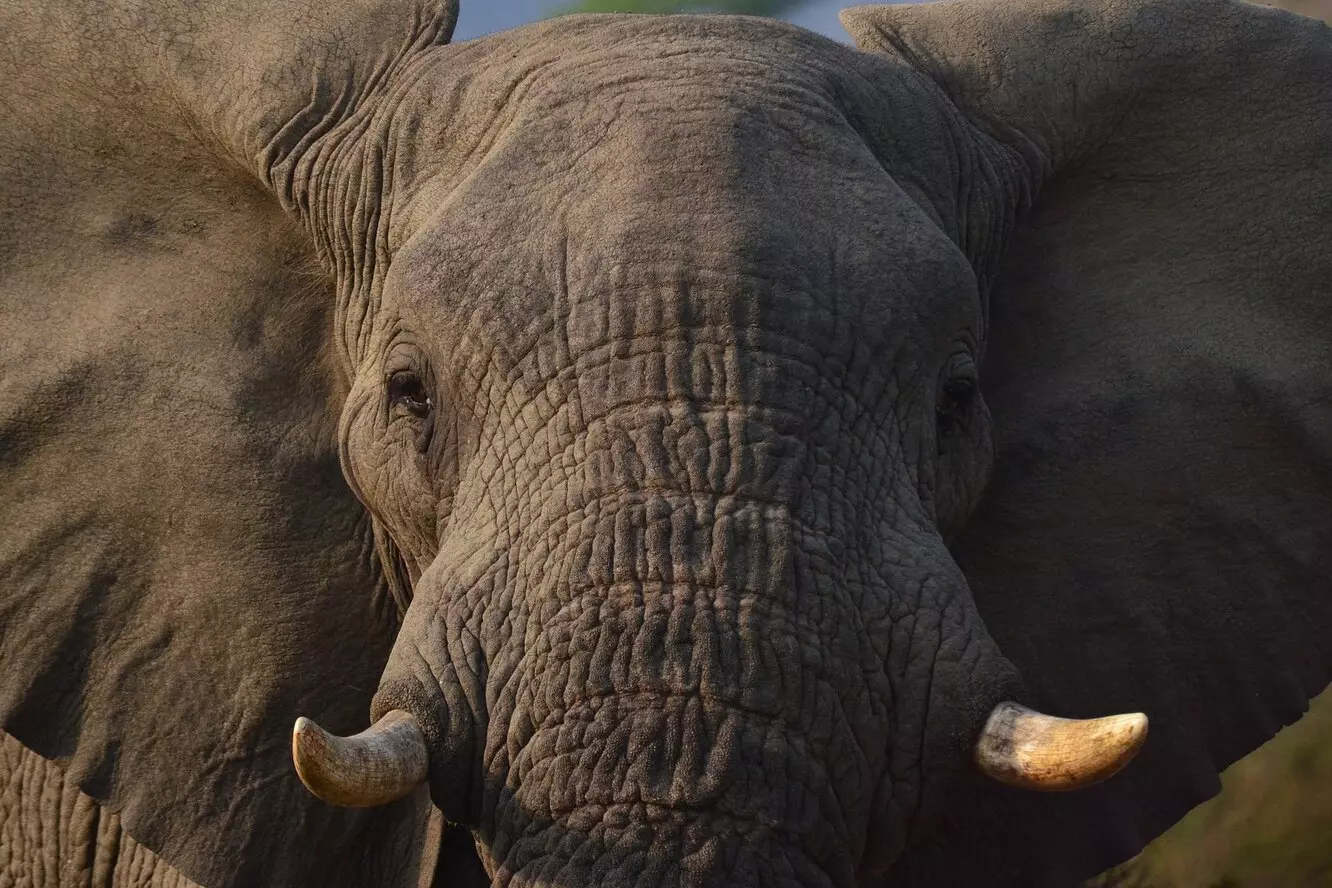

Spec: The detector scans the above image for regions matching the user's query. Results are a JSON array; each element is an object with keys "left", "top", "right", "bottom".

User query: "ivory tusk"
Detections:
[
  {"left": 975, "top": 701, "right": 1148, "bottom": 791},
  {"left": 292, "top": 709, "right": 428, "bottom": 807}
]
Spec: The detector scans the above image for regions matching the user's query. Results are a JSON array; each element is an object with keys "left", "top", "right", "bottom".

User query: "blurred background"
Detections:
[
  {"left": 451, "top": 0, "right": 849, "bottom": 41},
  {"left": 453, "top": 2, "right": 1332, "bottom": 885}
]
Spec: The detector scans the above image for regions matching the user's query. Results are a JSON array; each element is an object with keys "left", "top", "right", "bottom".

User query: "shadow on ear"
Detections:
[{"left": 844, "top": 0, "right": 1332, "bottom": 883}]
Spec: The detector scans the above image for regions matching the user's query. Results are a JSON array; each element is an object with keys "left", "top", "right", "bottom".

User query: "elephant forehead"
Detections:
[
  {"left": 389, "top": 195, "right": 975, "bottom": 424},
  {"left": 380, "top": 10, "right": 974, "bottom": 255},
  {"left": 378, "top": 13, "right": 980, "bottom": 401},
  {"left": 387, "top": 12, "right": 887, "bottom": 181}
]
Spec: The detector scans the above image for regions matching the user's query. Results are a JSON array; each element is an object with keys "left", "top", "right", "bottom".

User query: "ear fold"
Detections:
[
  {"left": 845, "top": 1, "right": 1332, "bottom": 883},
  {"left": 1, "top": 1, "right": 457, "bottom": 885}
]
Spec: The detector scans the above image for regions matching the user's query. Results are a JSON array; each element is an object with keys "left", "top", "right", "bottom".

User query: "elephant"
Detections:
[{"left": 1, "top": 0, "right": 1330, "bottom": 884}]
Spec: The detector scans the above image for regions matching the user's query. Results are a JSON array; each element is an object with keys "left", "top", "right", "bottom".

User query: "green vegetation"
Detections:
[{"left": 1091, "top": 687, "right": 1332, "bottom": 888}]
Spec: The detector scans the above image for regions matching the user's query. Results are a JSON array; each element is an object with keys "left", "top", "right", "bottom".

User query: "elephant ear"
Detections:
[
  {"left": 0, "top": 1, "right": 456, "bottom": 885},
  {"left": 844, "top": 0, "right": 1332, "bottom": 884}
]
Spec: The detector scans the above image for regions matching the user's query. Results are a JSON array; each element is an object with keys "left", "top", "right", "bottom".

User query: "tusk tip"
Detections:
[
  {"left": 291, "top": 716, "right": 327, "bottom": 749},
  {"left": 1107, "top": 711, "right": 1149, "bottom": 742},
  {"left": 291, "top": 716, "right": 341, "bottom": 804},
  {"left": 292, "top": 716, "right": 312, "bottom": 741},
  {"left": 976, "top": 702, "right": 1149, "bottom": 792}
]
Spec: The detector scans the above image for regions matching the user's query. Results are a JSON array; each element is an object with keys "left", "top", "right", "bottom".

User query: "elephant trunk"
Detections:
[
  {"left": 467, "top": 496, "right": 873, "bottom": 886},
  {"left": 291, "top": 488, "right": 1150, "bottom": 880}
]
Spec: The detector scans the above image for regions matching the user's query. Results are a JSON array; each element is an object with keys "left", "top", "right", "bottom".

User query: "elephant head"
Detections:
[{"left": 1, "top": 0, "right": 1328, "bottom": 886}]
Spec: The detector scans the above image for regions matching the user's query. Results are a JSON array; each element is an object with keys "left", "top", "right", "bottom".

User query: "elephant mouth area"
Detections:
[
  {"left": 481, "top": 795, "right": 857, "bottom": 888},
  {"left": 483, "top": 680, "right": 875, "bottom": 875}
]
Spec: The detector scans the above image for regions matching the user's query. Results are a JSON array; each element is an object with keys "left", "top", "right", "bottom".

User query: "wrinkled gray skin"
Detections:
[{"left": 1, "top": 0, "right": 1330, "bottom": 886}]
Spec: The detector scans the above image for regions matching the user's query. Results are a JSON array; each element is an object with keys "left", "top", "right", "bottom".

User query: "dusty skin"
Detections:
[{"left": 1, "top": 0, "right": 1330, "bottom": 886}]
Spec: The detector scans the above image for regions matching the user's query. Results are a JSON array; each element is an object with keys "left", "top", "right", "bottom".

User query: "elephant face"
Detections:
[
  {"left": 2, "top": 1, "right": 1330, "bottom": 887},
  {"left": 331, "top": 21, "right": 1018, "bottom": 881}
]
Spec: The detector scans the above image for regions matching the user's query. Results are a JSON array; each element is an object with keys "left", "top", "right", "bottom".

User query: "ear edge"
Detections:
[{"left": 839, "top": 3, "right": 918, "bottom": 53}]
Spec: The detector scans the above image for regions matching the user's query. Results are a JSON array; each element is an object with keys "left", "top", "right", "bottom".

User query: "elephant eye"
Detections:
[
  {"left": 388, "top": 371, "right": 432, "bottom": 419},
  {"left": 936, "top": 377, "right": 976, "bottom": 433}
]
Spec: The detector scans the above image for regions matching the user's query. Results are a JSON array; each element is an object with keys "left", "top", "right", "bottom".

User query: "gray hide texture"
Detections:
[
  {"left": 1, "top": 0, "right": 1329, "bottom": 886},
  {"left": 0, "top": 732, "right": 201, "bottom": 887},
  {"left": 843, "top": 2, "right": 1332, "bottom": 882},
  {"left": 0, "top": 0, "right": 457, "bottom": 885}
]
